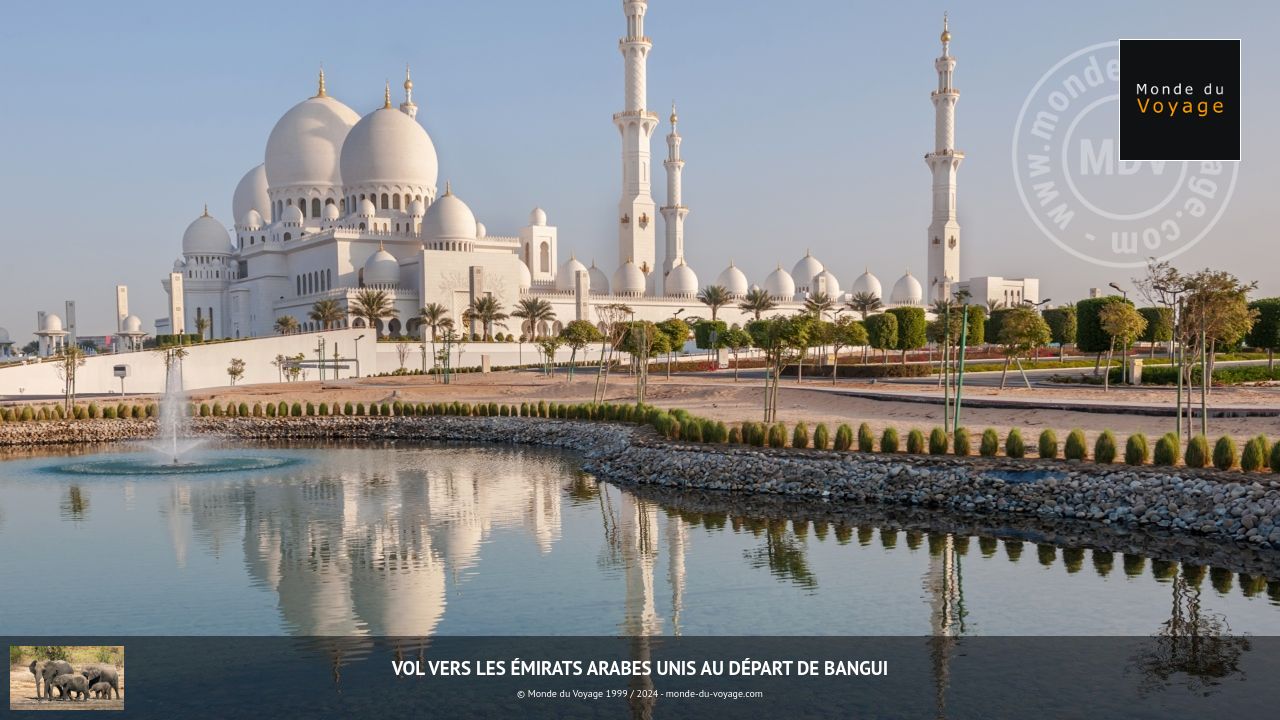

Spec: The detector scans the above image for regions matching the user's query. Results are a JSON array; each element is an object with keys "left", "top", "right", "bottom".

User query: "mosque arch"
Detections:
[
  {"left": 283, "top": 232, "right": 292, "bottom": 242},
  {"left": 539, "top": 242, "right": 550, "bottom": 273},
  {"left": 311, "top": 198, "right": 321, "bottom": 217},
  {"left": 388, "top": 318, "right": 402, "bottom": 336},
  {"left": 352, "top": 318, "right": 366, "bottom": 328},
  {"left": 380, "top": 193, "right": 389, "bottom": 209},
  {"left": 392, "top": 194, "right": 401, "bottom": 210}
]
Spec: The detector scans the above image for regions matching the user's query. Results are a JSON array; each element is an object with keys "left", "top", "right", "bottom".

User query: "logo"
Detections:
[{"left": 1012, "top": 41, "right": 1238, "bottom": 268}]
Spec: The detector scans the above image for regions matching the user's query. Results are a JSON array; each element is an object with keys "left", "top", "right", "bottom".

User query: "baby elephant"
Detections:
[
  {"left": 81, "top": 665, "right": 121, "bottom": 700},
  {"left": 52, "top": 673, "right": 89, "bottom": 701},
  {"left": 90, "top": 682, "right": 112, "bottom": 699}
]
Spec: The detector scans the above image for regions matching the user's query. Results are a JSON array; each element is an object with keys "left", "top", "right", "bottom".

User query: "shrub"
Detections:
[
  {"left": 213, "top": 402, "right": 225, "bottom": 417},
  {"left": 134, "top": 405, "right": 146, "bottom": 419},
  {"left": 278, "top": 401, "right": 289, "bottom": 417},
  {"left": 1005, "top": 429, "right": 1025, "bottom": 458},
  {"left": 239, "top": 402, "right": 250, "bottom": 417},
  {"left": 88, "top": 402, "right": 100, "bottom": 419},
  {"left": 1252, "top": 435, "right": 1271, "bottom": 468},
  {"left": 117, "top": 403, "right": 128, "bottom": 418},
  {"left": 1213, "top": 436, "right": 1237, "bottom": 471},
  {"left": 266, "top": 402, "right": 277, "bottom": 417},
  {"left": 148, "top": 403, "right": 159, "bottom": 418},
  {"left": 253, "top": 402, "right": 263, "bottom": 417},
  {"left": 288, "top": 402, "right": 300, "bottom": 417},
  {"left": 355, "top": 402, "right": 366, "bottom": 416},
  {"left": 857, "top": 423, "right": 875, "bottom": 453},
  {"left": 953, "top": 427, "right": 971, "bottom": 456},
  {"left": 1185, "top": 435, "right": 1209, "bottom": 468},
  {"left": 812, "top": 423, "right": 830, "bottom": 450},
  {"left": 345, "top": 401, "right": 355, "bottom": 415},
  {"left": 538, "top": 400, "right": 548, "bottom": 418},
  {"left": 1153, "top": 433, "right": 1179, "bottom": 466},
  {"left": 792, "top": 422, "right": 809, "bottom": 449},
  {"left": 979, "top": 428, "right": 999, "bottom": 457},
  {"left": 1065, "top": 429, "right": 1088, "bottom": 460},
  {"left": 686, "top": 422, "right": 703, "bottom": 443},
  {"left": 928, "top": 428, "right": 948, "bottom": 455},
  {"left": 1038, "top": 429, "right": 1058, "bottom": 459},
  {"left": 304, "top": 402, "right": 315, "bottom": 416},
  {"left": 880, "top": 427, "right": 899, "bottom": 453},
  {"left": 834, "top": 424, "right": 853, "bottom": 451},
  {"left": 749, "top": 422, "right": 766, "bottom": 447},
  {"left": 1094, "top": 431, "right": 1117, "bottom": 464},
  {"left": 768, "top": 423, "right": 788, "bottom": 448},
  {"left": 102, "top": 406, "right": 116, "bottom": 420},
  {"left": 905, "top": 428, "right": 924, "bottom": 454},
  {"left": 728, "top": 426, "right": 742, "bottom": 444},
  {"left": 200, "top": 403, "right": 211, "bottom": 417},
  {"left": 318, "top": 402, "right": 329, "bottom": 416},
  {"left": 711, "top": 421, "right": 729, "bottom": 443},
  {"left": 1241, "top": 436, "right": 1266, "bottom": 472},
  {"left": 1125, "top": 433, "right": 1149, "bottom": 466},
  {"left": 1271, "top": 441, "right": 1280, "bottom": 473},
  {"left": 226, "top": 403, "right": 238, "bottom": 418}
]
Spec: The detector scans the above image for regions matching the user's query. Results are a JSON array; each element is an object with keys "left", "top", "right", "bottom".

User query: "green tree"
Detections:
[
  {"left": 738, "top": 287, "right": 776, "bottom": 320},
  {"left": 54, "top": 345, "right": 87, "bottom": 413},
  {"left": 864, "top": 313, "right": 898, "bottom": 364},
  {"left": 226, "top": 357, "right": 245, "bottom": 386},
  {"left": 1137, "top": 307, "right": 1174, "bottom": 358},
  {"left": 697, "top": 285, "right": 731, "bottom": 322},
  {"left": 273, "top": 315, "right": 299, "bottom": 335},
  {"left": 1246, "top": 298, "right": 1280, "bottom": 371},
  {"left": 997, "top": 306, "right": 1052, "bottom": 389},
  {"left": 308, "top": 299, "right": 343, "bottom": 330},
  {"left": 887, "top": 307, "right": 927, "bottom": 364},
  {"left": 1099, "top": 302, "right": 1148, "bottom": 392},
  {"left": 463, "top": 295, "right": 509, "bottom": 341},
  {"left": 720, "top": 325, "right": 753, "bottom": 381},
  {"left": 1042, "top": 304, "right": 1076, "bottom": 360},
  {"left": 656, "top": 317, "right": 690, "bottom": 379},
  {"left": 828, "top": 316, "right": 868, "bottom": 383},
  {"left": 693, "top": 319, "right": 729, "bottom": 350},
  {"left": 1076, "top": 296, "right": 1129, "bottom": 368},
  {"left": 747, "top": 315, "right": 809, "bottom": 421},
  {"left": 352, "top": 288, "right": 398, "bottom": 336},
  {"left": 194, "top": 315, "right": 212, "bottom": 341}
]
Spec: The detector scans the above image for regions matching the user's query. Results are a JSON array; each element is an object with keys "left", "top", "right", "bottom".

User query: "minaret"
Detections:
[
  {"left": 660, "top": 101, "right": 688, "bottom": 291},
  {"left": 400, "top": 64, "right": 418, "bottom": 119},
  {"left": 614, "top": 0, "right": 658, "bottom": 291},
  {"left": 926, "top": 13, "right": 963, "bottom": 303}
]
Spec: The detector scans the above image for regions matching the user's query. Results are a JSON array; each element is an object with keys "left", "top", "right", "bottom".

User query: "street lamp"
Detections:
[
  {"left": 1153, "top": 280, "right": 1190, "bottom": 440},
  {"left": 1108, "top": 282, "right": 1127, "bottom": 300},
  {"left": 354, "top": 334, "right": 365, "bottom": 378},
  {"left": 1022, "top": 298, "right": 1051, "bottom": 309}
]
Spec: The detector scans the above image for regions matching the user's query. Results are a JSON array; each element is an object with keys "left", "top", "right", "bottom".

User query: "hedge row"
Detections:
[{"left": 0, "top": 402, "right": 160, "bottom": 421}]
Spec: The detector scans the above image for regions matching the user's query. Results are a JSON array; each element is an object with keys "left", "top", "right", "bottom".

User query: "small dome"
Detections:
[
  {"left": 791, "top": 250, "right": 825, "bottom": 291},
  {"left": 890, "top": 270, "right": 923, "bottom": 305},
  {"left": 557, "top": 255, "right": 588, "bottom": 292},
  {"left": 408, "top": 199, "right": 426, "bottom": 217},
  {"left": 172, "top": 257, "right": 187, "bottom": 270},
  {"left": 363, "top": 246, "right": 400, "bottom": 286},
  {"left": 715, "top": 262, "right": 749, "bottom": 297},
  {"left": 475, "top": 221, "right": 487, "bottom": 238},
  {"left": 814, "top": 269, "right": 841, "bottom": 297},
  {"left": 264, "top": 94, "right": 360, "bottom": 190},
  {"left": 422, "top": 190, "right": 477, "bottom": 242},
  {"left": 123, "top": 315, "right": 143, "bottom": 333},
  {"left": 850, "top": 268, "right": 882, "bottom": 299},
  {"left": 588, "top": 262, "right": 610, "bottom": 295},
  {"left": 612, "top": 260, "right": 646, "bottom": 296},
  {"left": 530, "top": 207, "right": 547, "bottom": 226},
  {"left": 322, "top": 203, "right": 340, "bottom": 221},
  {"left": 233, "top": 164, "right": 271, "bottom": 225},
  {"left": 763, "top": 265, "right": 796, "bottom": 300},
  {"left": 516, "top": 258, "right": 533, "bottom": 289},
  {"left": 339, "top": 105, "right": 438, "bottom": 194},
  {"left": 665, "top": 262, "right": 699, "bottom": 298},
  {"left": 182, "top": 211, "right": 232, "bottom": 255},
  {"left": 357, "top": 197, "right": 376, "bottom": 217},
  {"left": 240, "top": 209, "right": 264, "bottom": 230},
  {"left": 281, "top": 204, "right": 304, "bottom": 225},
  {"left": 40, "top": 314, "right": 64, "bottom": 333}
]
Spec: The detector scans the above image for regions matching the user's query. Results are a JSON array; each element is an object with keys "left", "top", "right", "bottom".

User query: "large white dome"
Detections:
[
  {"left": 814, "top": 269, "right": 841, "bottom": 297},
  {"left": 339, "top": 106, "right": 438, "bottom": 195},
  {"left": 890, "top": 271, "right": 923, "bottom": 305},
  {"left": 422, "top": 190, "right": 477, "bottom": 242},
  {"left": 233, "top": 164, "right": 271, "bottom": 225},
  {"left": 665, "top": 262, "right": 699, "bottom": 298},
  {"left": 763, "top": 265, "right": 796, "bottom": 300},
  {"left": 850, "top": 268, "right": 882, "bottom": 298},
  {"left": 557, "top": 256, "right": 588, "bottom": 292},
  {"left": 264, "top": 94, "right": 360, "bottom": 191},
  {"left": 791, "top": 251, "right": 825, "bottom": 291},
  {"left": 588, "top": 262, "right": 610, "bottom": 295},
  {"left": 612, "top": 260, "right": 646, "bottom": 296},
  {"left": 715, "top": 262, "right": 749, "bottom": 297},
  {"left": 182, "top": 211, "right": 232, "bottom": 255},
  {"left": 363, "top": 246, "right": 400, "bottom": 286}
]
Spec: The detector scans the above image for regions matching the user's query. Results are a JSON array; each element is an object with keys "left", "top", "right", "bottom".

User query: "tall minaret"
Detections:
[
  {"left": 615, "top": 0, "right": 659, "bottom": 290},
  {"left": 400, "top": 64, "right": 418, "bottom": 119},
  {"left": 926, "top": 13, "right": 963, "bottom": 303},
  {"left": 660, "top": 101, "right": 688, "bottom": 291}
]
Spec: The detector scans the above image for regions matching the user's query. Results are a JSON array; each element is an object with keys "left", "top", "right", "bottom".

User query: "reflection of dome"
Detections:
[
  {"left": 123, "top": 315, "right": 143, "bottom": 333},
  {"left": 557, "top": 256, "right": 588, "bottom": 292},
  {"left": 339, "top": 105, "right": 438, "bottom": 194},
  {"left": 588, "top": 262, "right": 610, "bottom": 295},
  {"left": 716, "top": 262, "right": 749, "bottom": 297},
  {"left": 363, "top": 247, "right": 399, "bottom": 286},
  {"left": 516, "top": 259, "right": 533, "bottom": 289},
  {"left": 233, "top": 164, "right": 271, "bottom": 224},
  {"left": 890, "top": 271, "right": 923, "bottom": 305},
  {"left": 530, "top": 207, "right": 547, "bottom": 226},
  {"left": 281, "top": 205, "right": 304, "bottom": 225},
  {"left": 183, "top": 211, "right": 232, "bottom": 255},
  {"left": 422, "top": 190, "right": 477, "bottom": 242},
  {"left": 264, "top": 94, "right": 360, "bottom": 190},
  {"left": 814, "top": 269, "right": 841, "bottom": 297},
  {"left": 850, "top": 268, "right": 882, "bottom": 299},
  {"left": 612, "top": 260, "right": 646, "bottom": 296},
  {"left": 791, "top": 250, "right": 824, "bottom": 291},
  {"left": 665, "top": 262, "right": 698, "bottom": 298},
  {"left": 763, "top": 265, "right": 796, "bottom": 300},
  {"left": 41, "top": 314, "right": 64, "bottom": 333}
]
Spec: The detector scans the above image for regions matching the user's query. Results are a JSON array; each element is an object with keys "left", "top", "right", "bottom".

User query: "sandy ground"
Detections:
[
  {"left": 162, "top": 368, "right": 1280, "bottom": 444},
  {"left": 8, "top": 667, "right": 124, "bottom": 711}
]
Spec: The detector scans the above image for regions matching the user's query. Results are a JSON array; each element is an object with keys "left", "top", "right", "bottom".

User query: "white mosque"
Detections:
[{"left": 155, "top": 4, "right": 1037, "bottom": 342}]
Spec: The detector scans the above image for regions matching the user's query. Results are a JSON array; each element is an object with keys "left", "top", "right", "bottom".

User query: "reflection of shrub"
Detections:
[
  {"left": 1005, "top": 429, "right": 1025, "bottom": 458},
  {"left": 953, "top": 427, "right": 971, "bottom": 456},
  {"left": 1153, "top": 433, "right": 1179, "bottom": 466},
  {"left": 929, "top": 428, "right": 948, "bottom": 455},
  {"left": 1038, "top": 429, "right": 1058, "bottom": 459},
  {"left": 1185, "top": 435, "right": 1209, "bottom": 468},
  {"left": 1125, "top": 433, "right": 1148, "bottom": 466},
  {"left": 1213, "top": 436, "right": 1237, "bottom": 471},
  {"left": 979, "top": 428, "right": 999, "bottom": 457},
  {"left": 906, "top": 429, "right": 925, "bottom": 454},
  {"left": 834, "top": 424, "right": 853, "bottom": 451},
  {"left": 1094, "top": 431, "right": 1117, "bottom": 464},
  {"left": 880, "top": 427, "right": 899, "bottom": 453}
]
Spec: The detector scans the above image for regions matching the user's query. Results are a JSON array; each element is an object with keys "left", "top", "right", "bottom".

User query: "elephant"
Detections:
[
  {"left": 52, "top": 673, "right": 89, "bottom": 701},
  {"left": 90, "top": 682, "right": 112, "bottom": 699},
  {"left": 81, "top": 665, "right": 121, "bottom": 700},
  {"left": 30, "top": 660, "right": 73, "bottom": 701}
]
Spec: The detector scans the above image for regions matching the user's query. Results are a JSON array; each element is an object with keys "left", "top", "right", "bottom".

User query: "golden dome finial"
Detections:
[
  {"left": 404, "top": 64, "right": 413, "bottom": 92},
  {"left": 383, "top": 80, "right": 392, "bottom": 109},
  {"left": 670, "top": 100, "right": 678, "bottom": 125},
  {"left": 941, "top": 12, "right": 951, "bottom": 44},
  {"left": 202, "top": 203, "right": 209, "bottom": 217},
  {"left": 316, "top": 64, "right": 327, "bottom": 98}
]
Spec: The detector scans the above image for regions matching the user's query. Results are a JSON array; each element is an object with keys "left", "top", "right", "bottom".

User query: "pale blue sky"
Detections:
[{"left": 0, "top": 0, "right": 1274, "bottom": 339}]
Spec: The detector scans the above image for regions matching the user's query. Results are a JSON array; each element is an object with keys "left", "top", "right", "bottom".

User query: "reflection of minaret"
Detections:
[
  {"left": 925, "top": 13, "right": 963, "bottom": 303},
  {"left": 666, "top": 511, "right": 687, "bottom": 636},
  {"left": 163, "top": 485, "right": 192, "bottom": 568},
  {"left": 925, "top": 533, "right": 964, "bottom": 719},
  {"left": 620, "top": 493, "right": 661, "bottom": 636}
]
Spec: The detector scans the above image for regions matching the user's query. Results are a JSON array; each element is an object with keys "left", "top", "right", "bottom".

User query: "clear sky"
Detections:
[{"left": 0, "top": 0, "right": 1274, "bottom": 341}]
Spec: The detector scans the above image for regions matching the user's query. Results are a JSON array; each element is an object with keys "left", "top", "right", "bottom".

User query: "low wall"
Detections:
[{"left": 2, "top": 416, "right": 1276, "bottom": 552}]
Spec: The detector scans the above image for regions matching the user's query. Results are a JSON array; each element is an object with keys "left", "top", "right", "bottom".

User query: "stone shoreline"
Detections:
[{"left": 4, "top": 416, "right": 1279, "bottom": 555}]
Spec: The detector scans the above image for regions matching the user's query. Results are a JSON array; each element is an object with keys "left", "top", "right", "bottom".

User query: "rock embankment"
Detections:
[{"left": 3, "top": 416, "right": 1277, "bottom": 550}]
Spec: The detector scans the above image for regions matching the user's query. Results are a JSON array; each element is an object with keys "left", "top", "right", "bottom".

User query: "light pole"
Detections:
[
  {"left": 1108, "top": 283, "right": 1131, "bottom": 383},
  {"left": 353, "top": 334, "right": 365, "bottom": 378},
  {"left": 1153, "top": 280, "right": 1188, "bottom": 441},
  {"left": 316, "top": 337, "right": 326, "bottom": 382}
]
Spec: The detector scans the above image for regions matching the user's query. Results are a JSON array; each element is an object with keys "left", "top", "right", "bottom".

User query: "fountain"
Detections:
[{"left": 151, "top": 347, "right": 203, "bottom": 465}]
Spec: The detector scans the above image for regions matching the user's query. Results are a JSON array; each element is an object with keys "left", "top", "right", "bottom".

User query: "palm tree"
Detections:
[
  {"left": 804, "top": 292, "right": 835, "bottom": 321},
  {"left": 846, "top": 291, "right": 882, "bottom": 320},
  {"left": 273, "top": 315, "right": 299, "bottom": 335},
  {"left": 352, "top": 289, "right": 397, "bottom": 336},
  {"left": 986, "top": 298, "right": 1005, "bottom": 312},
  {"left": 194, "top": 316, "right": 211, "bottom": 341},
  {"left": 697, "top": 285, "right": 731, "bottom": 322},
  {"left": 512, "top": 297, "right": 556, "bottom": 340},
  {"left": 463, "top": 295, "right": 509, "bottom": 341},
  {"left": 309, "top": 299, "right": 343, "bottom": 330},
  {"left": 739, "top": 287, "right": 776, "bottom": 320},
  {"left": 416, "top": 303, "right": 450, "bottom": 341}
]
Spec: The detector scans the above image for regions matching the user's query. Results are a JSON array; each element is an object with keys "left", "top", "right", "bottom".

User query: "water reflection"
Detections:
[{"left": 59, "top": 485, "right": 89, "bottom": 521}]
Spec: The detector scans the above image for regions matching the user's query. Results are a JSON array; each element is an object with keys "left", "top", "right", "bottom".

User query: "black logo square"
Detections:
[{"left": 1119, "top": 39, "right": 1240, "bottom": 161}]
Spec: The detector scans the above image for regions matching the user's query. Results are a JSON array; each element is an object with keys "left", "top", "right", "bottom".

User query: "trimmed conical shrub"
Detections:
[
  {"left": 1005, "top": 429, "right": 1025, "bottom": 458},
  {"left": 266, "top": 402, "right": 277, "bottom": 417},
  {"left": 728, "top": 426, "right": 742, "bottom": 444},
  {"left": 813, "top": 423, "right": 829, "bottom": 450},
  {"left": 929, "top": 427, "right": 948, "bottom": 455},
  {"left": 979, "top": 428, "right": 999, "bottom": 457},
  {"left": 906, "top": 429, "right": 925, "bottom": 454},
  {"left": 1094, "top": 431, "right": 1117, "bottom": 464},
  {"left": 1125, "top": 433, "right": 1149, "bottom": 466},
  {"left": 1038, "top": 429, "right": 1058, "bottom": 459},
  {"left": 1185, "top": 435, "right": 1209, "bottom": 468},
  {"left": 792, "top": 423, "right": 809, "bottom": 449},
  {"left": 1064, "top": 429, "right": 1087, "bottom": 460},
  {"left": 1213, "top": 436, "right": 1237, "bottom": 471},
  {"left": 768, "top": 423, "right": 788, "bottom": 448},
  {"left": 200, "top": 403, "right": 211, "bottom": 417},
  {"left": 239, "top": 402, "right": 250, "bottom": 417},
  {"left": 1153, "top": 433, "right": 1179, "bottom": 466},
  {"left": 857, "top": 423, "right": 875, "bottom": 453},
  {"left": 880, "top": 427, "right": 899, "bottom": 453},
  {"left": 1241, "top": 436, "right": 1266, "bottom": 472},
  {"left": 953, "top": 427, "right": 971, "bottom": 456},
  {"left": 834, "top": 423, "right": 853, "bottom": 451}
]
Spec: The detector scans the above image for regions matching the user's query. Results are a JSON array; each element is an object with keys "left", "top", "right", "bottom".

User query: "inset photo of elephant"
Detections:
[{"left": 8, "top": 646, "right": 124, "bottom": 711}]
